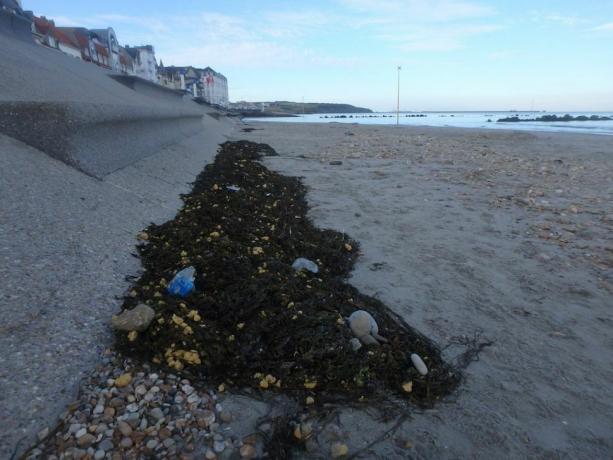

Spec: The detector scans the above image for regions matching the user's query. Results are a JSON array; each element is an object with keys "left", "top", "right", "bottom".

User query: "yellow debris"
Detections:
[
  {"left": 127, "top": 331, "right": 138, "bottom": 342},
  {"left": 331, "top": 442, "right": 349, "bottom": 458},
  {"left": 304, "top": 380, "right": 317, "bottom": 390},
  {"left": 187, "top": 310, "right": 201, "bottom": 322},
  {"left": 402, "top": 381, "right": 413, "bottom": 393},
  {"left": 114, "top": 373, "right": 132, "bottom": 388},
  {"left": 344, "top": 243, "right": 352, "bottom": 251},
  {"left": 293, "top": 423, "right": 313, "bottom": 441}
]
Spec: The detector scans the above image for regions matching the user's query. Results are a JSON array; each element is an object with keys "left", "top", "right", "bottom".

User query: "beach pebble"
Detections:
[
  {"left": 120, "top": 437, "right": 133, "bottom": 449},
  {"left": 410, "top": 353, "right": 428, "bottom": 376},
  {"left": 117, "top": 421, "right": 132, "bottom": 437},
  {"left": 349, "top": 338, "right": 362, "bottom": 351},
  {"left": 114, "top": 373, "right": 132, "bottom": 388},
  {"left": 111, "top": 304, "right": 155, "bottom": 332},
  {"left": 213, "top": 439, "right": 225, "bottom": 453},
  {"left": 77, "top": 433, "right": 96, "bottom": 448},
  {"left": 348, "top": 310, "right": 386, "bottom": 345},
  {"left": 98, "top": 439, "right": 114, "bottom": 451},
  {"left": 37, "top": 427, "right": 49, "bottom": 441},
  {"left": 146, "top": 439, "right": 159, "bottom": 450},
  {"left": 240, "top": 444, "right": 257, "bottom": 458},
  {"left": 150, "top": 407, "right": 164, "bottom": 420}
]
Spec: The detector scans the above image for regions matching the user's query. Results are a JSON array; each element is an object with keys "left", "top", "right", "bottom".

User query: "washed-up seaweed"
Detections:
[{"left": 117, "top": 140, "right": 460, "bottom": 408}]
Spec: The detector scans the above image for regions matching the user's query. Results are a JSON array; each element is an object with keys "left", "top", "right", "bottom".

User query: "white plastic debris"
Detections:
[
  {"left": 291, "top": 257, "right": 319, "bottom": 274},
  {"left": 226, "top": 185, "right": 241, "bottom": 192}
]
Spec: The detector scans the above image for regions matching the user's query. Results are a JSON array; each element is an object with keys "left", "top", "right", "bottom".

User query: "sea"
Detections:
[{"left": 244, "top": 111, "right": 613, "bottom": 136}]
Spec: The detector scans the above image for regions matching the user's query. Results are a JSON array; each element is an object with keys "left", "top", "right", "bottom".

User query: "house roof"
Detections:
[
  {"left": 33, "top": 16, "right": 54, "bottom": 35},
  {"left": 52, "top": 28, "right": 80, "bottom": 49},
  {"left": 56, "top": 27, "right": 90, "bottom": 50}
]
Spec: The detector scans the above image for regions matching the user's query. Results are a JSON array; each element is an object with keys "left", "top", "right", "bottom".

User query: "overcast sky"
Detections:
[{"left": 25, "top": 0, "right": 613, "bottom": 111}]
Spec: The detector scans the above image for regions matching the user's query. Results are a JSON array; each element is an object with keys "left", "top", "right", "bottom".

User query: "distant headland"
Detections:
[{"left": 229, "top": 100, "right": 372, "bottom": 116}]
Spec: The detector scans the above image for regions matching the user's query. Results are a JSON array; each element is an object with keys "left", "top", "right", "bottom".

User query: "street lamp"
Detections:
[{"left": 397, "top": 66, "right": 401, "bottom": 125}]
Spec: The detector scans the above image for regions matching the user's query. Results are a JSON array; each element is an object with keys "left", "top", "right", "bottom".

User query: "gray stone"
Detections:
[
  {"left": 150, "top": 407, "right": 164, "bottom": 420},
  {"left": 163, "top": 438, "right": 175, "bottom": 448},
  {"left": 77, "top": 433, "right": 96, "bottom": 448},
  {"left": 112, "top": 304, "right": 156, "bottom": 332},
  {"left": 214, "top": 440, "right": 226, "bottom": 453},
  {"left": 117, "top": 420, "right": 132, "bottom": 436},
  {"left": 120, "top": 437, "right": 133, "bottom": 448},
  {"left": 98, "top": 439, "right": 114, "bottom": 451},
  {"left": 219, "top": 411, "right": 232, "bottom": 423},
  {"left": 146, "top": 439, "right": 158, "bottom": 449},
  {"left": 410, "top": 353, "right": 429, "bottom": 376}
]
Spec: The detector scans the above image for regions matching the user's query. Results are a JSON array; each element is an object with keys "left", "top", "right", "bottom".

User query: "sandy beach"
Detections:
[{"left": 230, "top": 121, "right": 613, "bottom": 459}]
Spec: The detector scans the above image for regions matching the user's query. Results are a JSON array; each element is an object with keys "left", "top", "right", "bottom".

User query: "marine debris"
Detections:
[{"left": 116, "top": 140, "right": 460, "bottom": 407}]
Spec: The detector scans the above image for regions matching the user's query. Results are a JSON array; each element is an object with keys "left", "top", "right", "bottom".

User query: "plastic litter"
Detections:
[
  {"left": 226, "top": 185, "right": 241, "bottom": 192},
  {"left": 291, "top": 257, "right": 319, "bottom": 274},
  {"left": 167, "top": 266, "right": 196, "bottom": 297}
]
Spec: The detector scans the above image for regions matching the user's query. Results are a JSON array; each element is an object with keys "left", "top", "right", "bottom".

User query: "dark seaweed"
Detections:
[{"left": 117, "top": 140, "right": 460, "bottom": 408}]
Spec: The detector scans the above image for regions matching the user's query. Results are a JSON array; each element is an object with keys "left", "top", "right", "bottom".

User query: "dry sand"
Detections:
[{"left": 232, "top": 122, "right": 613, "bottom": 459}]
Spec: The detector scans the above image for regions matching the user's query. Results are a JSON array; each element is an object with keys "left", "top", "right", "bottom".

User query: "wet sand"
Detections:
[{"left": 233, "top": 122, "right": 613, "bottom": 459}]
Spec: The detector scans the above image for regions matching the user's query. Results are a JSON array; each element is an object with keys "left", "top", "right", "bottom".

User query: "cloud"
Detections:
[
  {"left": 379, "top": 24, "right": 501, "bottom": 52},
  {"left": 339, "top": 0, "right": 494, "bottom": 22},
  {"left": 593, "top": 22, "right": 613, "bottom": 31},
  {"left": 337, "top": 0, "right": 499, "bottom": 52},
  {"left": 545, "top": 14, "right": 583, "bottom": 26}
]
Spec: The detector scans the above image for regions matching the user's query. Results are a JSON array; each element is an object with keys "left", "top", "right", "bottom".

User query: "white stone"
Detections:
[
  {"left": 348, "top": 310, "right": 387, "bottom": 344},
  {"left": 410, "top": 353, "right": 428, "bottom": 376}
]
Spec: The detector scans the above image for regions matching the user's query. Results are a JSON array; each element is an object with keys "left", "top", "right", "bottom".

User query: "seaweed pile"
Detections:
[{"left": 117, "top": 140, "right": 460, "bottom": 406}]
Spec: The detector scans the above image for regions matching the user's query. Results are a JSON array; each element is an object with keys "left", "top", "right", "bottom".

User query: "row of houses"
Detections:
[
  {"left": 1, "top": 0, "right": 228, "bottom": 107},
  {"left": 158, "top": 65, "right": 229, "bottom": 107},
  {"left": 26, "top": 15, "right": 159, "bottom": 83}
]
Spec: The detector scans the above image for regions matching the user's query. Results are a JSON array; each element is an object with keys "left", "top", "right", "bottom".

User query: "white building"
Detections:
[
  {"left": 200, "top": 67, "right": 228, "bottom": 108},
  {"left": 90, "top": 28, "right": 120, "bottom": 72},
  {"left": 125, "top": 45, "right": 158, "bottom": 82}
]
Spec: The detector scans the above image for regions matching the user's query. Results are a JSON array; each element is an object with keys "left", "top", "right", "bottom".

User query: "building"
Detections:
[
  {"left": 200, "top": 67, "right": 228, "bottom": 108},
  {"left": 89, "top": 28, "right": 120, "bottom": 72},
  {"left": 56, "top": 27, "right": 108, "bottom": 67},
  {"left": 30, "top": 16, "right": 81, "bottom": 59},
  {"left": 118, "top": 46, "right": 135, "bottom": 75},
  {"left": 125, "top": 45, "right": 158, "bottom": 82},
  {"left": 157, "top": 64, "right": 229, "bottom": 107}
]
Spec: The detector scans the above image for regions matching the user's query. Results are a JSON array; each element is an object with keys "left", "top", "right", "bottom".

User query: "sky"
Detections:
[{"left": 24, "top": 0, "right": 613, "bottom": 111}]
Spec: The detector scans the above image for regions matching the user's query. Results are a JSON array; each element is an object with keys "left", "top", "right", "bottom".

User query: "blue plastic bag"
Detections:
[{"left": 167, "top": 266, "right": 196, "bottom": 297}]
